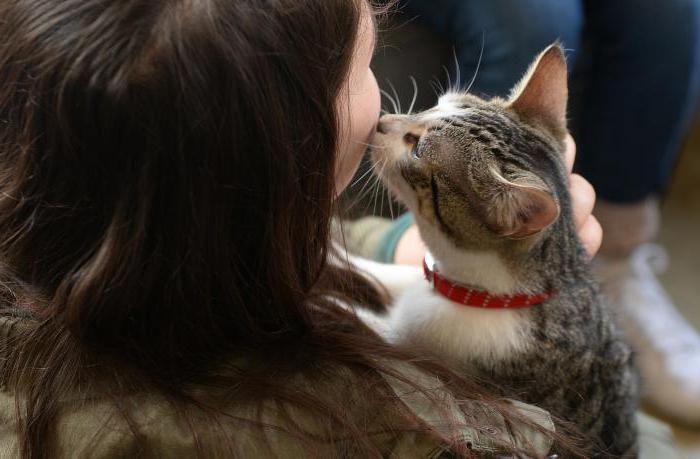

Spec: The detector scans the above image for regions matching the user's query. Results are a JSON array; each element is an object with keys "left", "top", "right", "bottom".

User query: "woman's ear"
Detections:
[{"left": 507, "top": 43, "right": 569, "bottom": 138}]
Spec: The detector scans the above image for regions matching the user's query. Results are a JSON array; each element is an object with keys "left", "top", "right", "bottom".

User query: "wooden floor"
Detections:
[{"left": 658, "top": 116, "right": 700, "bottom": 458}]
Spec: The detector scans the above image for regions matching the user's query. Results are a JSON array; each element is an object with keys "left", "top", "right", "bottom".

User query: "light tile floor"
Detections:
[{"left": 658, "top": 118, "right": 700, "bottom": 458}]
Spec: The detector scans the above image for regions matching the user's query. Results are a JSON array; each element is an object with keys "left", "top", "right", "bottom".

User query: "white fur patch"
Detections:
[
  {"left": 337, "top": 251, "right": 531, "bottom": 364},
  {"left": 337, "top": 241, "right": 531, "bottom": 367},
  {"left": 416, "top": 220, "right": 522, "bottom": 294},
  {"left": 389, "top": 283, "right": 532, "bottom": 364},
  {"left": 421, "top": 93, "right": 469, "bottom": 121}
]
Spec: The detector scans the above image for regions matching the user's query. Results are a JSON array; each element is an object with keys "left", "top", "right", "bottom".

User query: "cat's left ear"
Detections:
[
  {"left": 484, "top": 169, "right": 560, "bottom": 239},
  {"left": 507, "top": 43, "right": 568, "bottom": 137}
]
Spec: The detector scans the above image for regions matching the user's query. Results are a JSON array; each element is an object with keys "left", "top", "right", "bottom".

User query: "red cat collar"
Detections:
[{"left": 422, "top": 253, "right": 553, "bottom": 308}]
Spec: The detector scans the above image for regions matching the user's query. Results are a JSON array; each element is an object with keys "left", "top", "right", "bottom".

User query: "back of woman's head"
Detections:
[
  {"left": 0, "top": 1, "right": 403, "bottom": 455},
  {"left": 0, "top": 0, "right": 367, "bottom": 372}
]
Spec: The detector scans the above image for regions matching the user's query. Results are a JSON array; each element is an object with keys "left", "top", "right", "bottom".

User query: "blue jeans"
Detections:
[{"left": 403, "top": 0, "right": 700, "bottom": 202}]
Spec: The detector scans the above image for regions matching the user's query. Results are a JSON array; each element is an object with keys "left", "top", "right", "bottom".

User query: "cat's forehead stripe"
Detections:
[
  {"left": 419, "top": 93, "right": 478, "bottom": 122},
  {"left": 422, "top": 105, "right": 470, "bottom": 122},
  {"left": 430, "top": 110, "right": 512, "bottom": 137}
]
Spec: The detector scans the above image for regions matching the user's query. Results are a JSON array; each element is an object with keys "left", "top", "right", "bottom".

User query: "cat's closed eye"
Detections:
[{"left": 403, "top": 133, "right": 422, "bottom": 159}]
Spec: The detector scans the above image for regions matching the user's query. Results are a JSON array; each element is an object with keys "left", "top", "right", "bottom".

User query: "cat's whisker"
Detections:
[
  {"left": 345, "top": 184, "right": 373, "bottom": 214},
  {"left": 442, "top": 65, "right": 452, "bottom": 94},
  {"left": 377, "top": 159, "right": 389, "bottom": 217},
  {"left": 465, "top": 32, "right": 485, "bottom": 94},
  {"left": 407, "top": 76, "right": 418, "bottom": 115},
  {"left": 343, "top": 188, "right": 370, "bottom": 214},
  {"left": 370, "top": 167, "right": 381, "bottom": 216},
  {"left": 378, "top": 159, "right": 391, "bottom": 217},
  {"left": 344, "top": 171, "right": 380, "bottom": 215},
  {"left": 380, "top": 180, "right": 386, "bottom": 219},
  {"left": 349, "top": 163, "right": 377, "bottom": 189},
  {"left": 370, "top": 159, "right": 388, "bottom": 216},
  {"left": 429, "top": 78, "right": 444, "bottom": 98},
  {"left": 452, "top": 47, "right": 462, "bottom": 91},
  {"left": 386, "top": 79, "right": 402, "bottom": 114},
  {"left": 380, "top": 88, "right": 399, "bottom": 115},
  {"left": 354, "top": 163, "right": 380, "bottom": 200},
  {"left": 345, "top": 158, "right": 388, "bottom": 215},
  {"left": 355, "top": 158, "right": 387, "bottom": 208},
  {"left": 353, "top": 139, "right": 380, "bottom": 149},
  {"left": 365, "top": 191, "right": 376, "bottom": 217},
  {"left": 386, "top": 178, "right": 396, "bottom": 220},
  {"left": 376, "top": 180, "right": 385, "bottom": 217},
  {"left": 429, "top": 82, "right": 438, "bottom": 98}
]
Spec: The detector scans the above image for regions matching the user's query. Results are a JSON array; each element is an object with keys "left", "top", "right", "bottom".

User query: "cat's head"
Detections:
[{"left": 372, "top": 44, "right": 570, "bottom": 258}]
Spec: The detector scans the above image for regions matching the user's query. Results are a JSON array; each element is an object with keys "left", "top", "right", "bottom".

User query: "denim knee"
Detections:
[
  {"left": 445, "top": 0, "right": 583, "bottom": 96},
  {"left": 572, "top": 0, "right": 700, "bottom": 201}
]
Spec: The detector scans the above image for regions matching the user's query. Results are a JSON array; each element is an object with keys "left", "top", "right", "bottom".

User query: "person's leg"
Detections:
[
  {"left": 571, "top": 0, "right": 700, "bottom": 207},
  {"left": 401, "top": 0, "right": 583, "bottom": 98},
  {"left": 570, "top": 0, "right": 700, "bottom": 426}
]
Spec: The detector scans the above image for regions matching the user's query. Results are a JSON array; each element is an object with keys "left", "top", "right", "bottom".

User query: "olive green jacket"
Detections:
[
  {"left": 0, "top": 218, "right": 680, "bottom": 457},
  {"left": 0, "top": 313, "right": 559, "bottom": 458},
  {"left": 0, "top": 314, "right": 678, "bottom": 458}
]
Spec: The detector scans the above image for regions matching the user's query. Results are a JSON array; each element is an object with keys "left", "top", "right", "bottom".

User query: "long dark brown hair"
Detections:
[{"left": 0, "top": 0, "right": 588, "bottom": 457}]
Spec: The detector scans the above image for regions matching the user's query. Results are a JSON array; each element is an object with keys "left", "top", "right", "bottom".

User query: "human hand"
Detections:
[
  {"left": 563, "top": 134, "right": 602, "bottom": 259},
  {"left": 393, "top": 134, "right": 602, "bottom": 264}
]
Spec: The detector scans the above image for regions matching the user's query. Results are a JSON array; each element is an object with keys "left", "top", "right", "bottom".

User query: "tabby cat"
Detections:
[{"left": 369, "top": 44, "right": 639, "bottom": 456}]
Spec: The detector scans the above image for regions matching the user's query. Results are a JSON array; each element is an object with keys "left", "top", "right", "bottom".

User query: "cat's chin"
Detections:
[
  {"left": 369, "top": 156, "right": 420, "bottom": 212},
  {"left": 370, "top": 133, "right": 404, "bottom": 165}
]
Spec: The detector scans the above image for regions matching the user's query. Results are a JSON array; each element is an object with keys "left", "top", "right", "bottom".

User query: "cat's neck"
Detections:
[
  {"left": 428, "top": 247, "right": 522, "bottom": 294},
  {"left": 424, "top": 230, "right": 532, "bottom": 294},
  {"left": 422, "top": 220, "right": 585, "bottom": 296}
]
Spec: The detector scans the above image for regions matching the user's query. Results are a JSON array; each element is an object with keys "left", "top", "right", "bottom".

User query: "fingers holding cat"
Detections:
[
  {"left": 565, "top": 134, "right": 602, "bottom": 259},
  {"left": 570, "top": 174, "right": 602, "bottom": 258},
  {"left": 565, "top": 133, "right": 576, "bottom": 173},
  {"left": 578, "top": 211, "right": 603, "bottom": 260}
]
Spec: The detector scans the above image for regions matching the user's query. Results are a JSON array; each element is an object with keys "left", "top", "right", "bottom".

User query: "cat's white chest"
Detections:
[
  {"left": 387, "top": 283, "right": 532, "bottom": 364},
  {"left": 341, "top": 252, "right": 532, "bottom": 365}
]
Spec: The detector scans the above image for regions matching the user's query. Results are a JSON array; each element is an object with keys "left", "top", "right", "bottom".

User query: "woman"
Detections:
[{"left": 0, "top": 0, "right": 605, "bottom": 456}]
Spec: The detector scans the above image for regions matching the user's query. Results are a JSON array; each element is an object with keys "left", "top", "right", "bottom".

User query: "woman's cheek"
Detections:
[
  {"left": 364, "top": 70, "right": 381, "bottom": 145},
  {"left": 335, "top": 71, "right": 381, "bottom": 193}
]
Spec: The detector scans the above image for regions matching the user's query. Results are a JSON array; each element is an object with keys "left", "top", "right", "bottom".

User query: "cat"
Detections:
[{"left": 365, "top": 44, "right": 639, "bottom": 456}]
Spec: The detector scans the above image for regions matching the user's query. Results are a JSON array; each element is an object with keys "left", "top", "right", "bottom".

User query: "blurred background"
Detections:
[
  {"left": 660, "top": 117, "right": 700, "bottom": 457},
  {"left": 343, "top": 10, "right": 700, "bottom": 457}
]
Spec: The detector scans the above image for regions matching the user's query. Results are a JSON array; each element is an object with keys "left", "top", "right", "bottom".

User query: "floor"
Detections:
[{"left": 659, "top": 117, "right": 700, "bottom": 458}]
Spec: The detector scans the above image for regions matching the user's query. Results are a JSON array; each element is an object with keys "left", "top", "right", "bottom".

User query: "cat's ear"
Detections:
[
  {"left": 483, "top": 170, "right": 560, "bottom": 239},
  {"left": 507, "top": 43, "right": 568, "bottom": 137}
]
